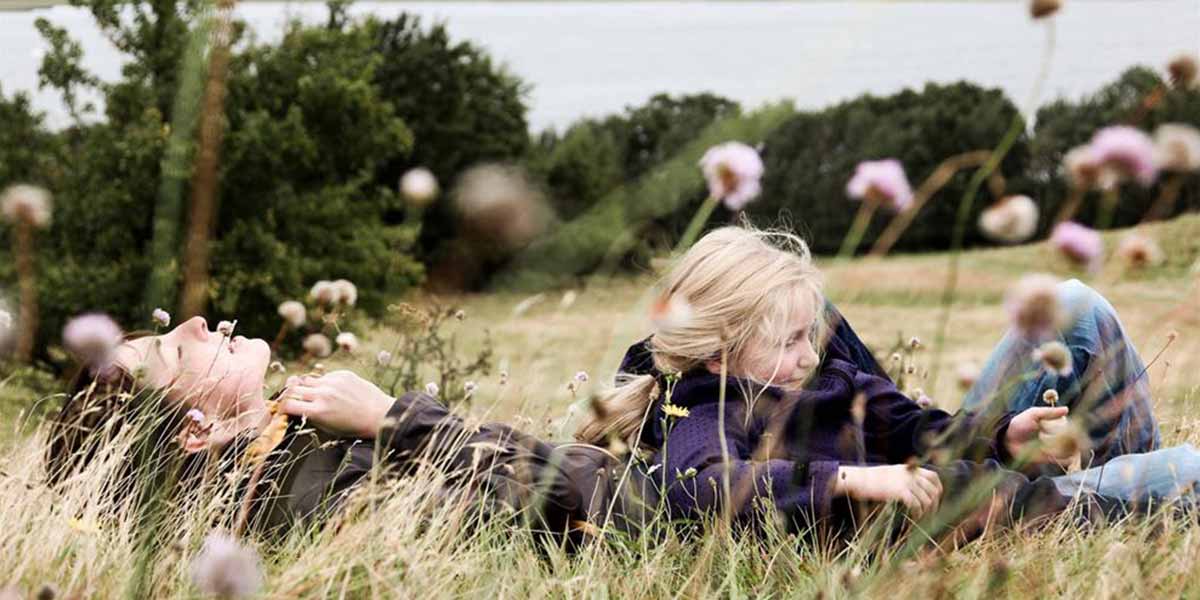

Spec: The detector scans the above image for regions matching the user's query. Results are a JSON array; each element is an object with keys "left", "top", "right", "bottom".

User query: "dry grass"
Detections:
[{"left": 2, "top": 214, "right": 1200, "bottom": 598}]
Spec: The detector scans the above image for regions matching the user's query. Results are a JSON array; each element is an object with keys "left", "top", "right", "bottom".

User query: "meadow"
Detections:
[{"left": 1, "top": 212, "right": 1198, "bottom": 598}]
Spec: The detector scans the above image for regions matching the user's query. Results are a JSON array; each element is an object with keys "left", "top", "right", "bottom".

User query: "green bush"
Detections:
[{"left": 747, "top": 81, "right": 1031, "bottom": 255}]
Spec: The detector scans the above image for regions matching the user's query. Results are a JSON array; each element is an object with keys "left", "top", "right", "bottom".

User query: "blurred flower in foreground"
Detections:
[
  {"left": 698, "top": 141, "right": 764, "bottom": 210},
  {"left": 1033, "top": 340, "right": 1073, "bottom": 376},
  {"left": 1029, "top": 0, "right": 1061, "bottom": 19},
  {"left": 1005, "top": 274, "right": 1064, "bottom": 340},
  {"left": 217, "top": 321, "right": 235, "bottom": 337},
  {"left": 979, "top": 195, "right": 1039, "bottom": 243},
  {"left": 846, "top": 159, "right": 913, "bottom": 212},
  {"left": 151, "top": 307, "right": 171, "bottom": 328},
  {"left": 276, "top": 300, "right": 306, "bottom": 328},
  {"left": 955, "top": 362, "right": 980, "bottom": 391},
  {"left": 400, "top": 167, "right": 439, "bottom": 208},
  {"left": 0, "top": 184, "right": 52, "bottom": 228},
  {"left": 1115, "top": 233, "right": 1165, "bottom": 269},
  {"left": 1063, "top": 144, "right": 1103, "bottom": 190},
  {"left": 302, "top": 333, "right": 332, "bottom": 358},
  {"left": 574, "top": 371, "right": 589, "bottom": 384},
  {"left": 454, "top": 164, "right": 548, "bottom": 250},
  {"left": 649, "top": 293, "right": 693, "bottom": 332},
  {"left": 1167, "top": 53, "right": 1198, "bottom": 89},
  {"left": 1089, "top": 125, "right": 1158, "bottom": 187},
  {"left": 1153, "top": 123, "right": 1200, "bottom": 172},
  {"left": 335, "top": 332, "right": 359, "bottom": 353},
  {"left": 190, "top": 531, "right": 263, "bottom": 599},
  {"left": 1049, "top": 221, "right": 1103, "bottom": 269},
  {"left": 309, "top": 280, "right": 338, "bottom": 306},
  {"left": 376, "top": 350, "right": 392, "bottom": 367},
  {"left": 63, "top": 313, "right": 122, "bottom": 363},
  {"left": 332, "top": 279, "right": 357, "bottom": 307},
  {"left": 424, "top": 382, "right": 439, "bottom": 397}
]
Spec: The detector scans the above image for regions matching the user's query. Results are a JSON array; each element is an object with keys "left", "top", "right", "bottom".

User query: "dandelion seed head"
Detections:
[
  {"left": 400, "top": 167, "right": 439, "bottom": 207},
  {"left": 276, "top": 300, "right": 306, "bottom": 328},
  {"left": 908, "top": 336, "right": 921, "bottom": 350},
  {"left": 151, "top": 308, "right": 171, "bottom": 328},
  {"left": 454, "top": 309, "right": 466, "bottom": 321},
  {"left": 376, "top": 350, "right": 392, "bottom": 366},
  {"left": 269, "top": 361, "right": 285, "bottom": 374},
  {"left": 0, "top": 184, "right": 52, "bottom": 228},
  {"left": 425, "top": 382, "right": 439, "bottom": 397},
  {"left": 302, "top": 333, "right": 332, "bottom": 358},
  {"left": 335, "top": 332, "right": 359, "bottom": 353},
  {"left": 846, "top": 159, "right": 913, "bottom": 212},
  {"left": 190, "top": 532, "right": 263, "bottom": 599},
  {"left": 309, "top": 280, "right": 338, "bottom": 306},
  {"left": 979, "top": 195, "right": 1039, "bottom": 243},
  {"left": 331, "top": 279, "right": 357, "bottom": 306},
  {"left": 62, "top": 313, "right": 122, "bottom": 364},
  {"left": 464, "top": 381, "right": 478, "bottom": 396},
  {"left": 1042, "top": 388, "right": 1060, "bottom": 406},
  {"left": 698, "top": 141, "right": 765, "bottom": 210}
]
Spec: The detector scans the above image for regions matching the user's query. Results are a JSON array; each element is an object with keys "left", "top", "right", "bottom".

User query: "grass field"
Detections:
[{"left": 1, "top": 214, "right": 1199, "bottom": 598}]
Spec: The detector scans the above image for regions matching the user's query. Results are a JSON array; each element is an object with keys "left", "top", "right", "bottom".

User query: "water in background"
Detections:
[{"left": 3, "top": 1, "right": 1198, "bottom": 132}]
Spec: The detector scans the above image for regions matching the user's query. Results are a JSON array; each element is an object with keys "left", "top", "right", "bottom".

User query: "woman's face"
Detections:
[
  {"left": 112, "top": 316, "right": 272, "bottom": 419},
  {"left": 730, "top": 296, "right": 821, "bottom": 390}
]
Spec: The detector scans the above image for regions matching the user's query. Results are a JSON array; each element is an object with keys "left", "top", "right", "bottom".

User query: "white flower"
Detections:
[
  {"left": 276, "top": 300, "right": 306, "bottom": 328},
  {"left": 698, "top": 141, "right": 765, "bottom": 210},
  {"left": 335, "top": 332, "right": 359, "bottom": 353},
  {"left": 424, "top": 382, "right": 439, "bottom": 397},
  {"left": 185, "top": 409, "right": 205, "bottom": 424},
  {"left": 0, "top": 184, "right": 52, "bottom": 228},
  {"left": 454, "top": 309, "right": 466, "bottom": 321},
  {"left": 332, "top": 279, "right": 357, "bottom": 306},
  {"left": 574, "top": 371, "right": 589, "bottom": 383},
  {"left": 216, "top": 320, "right": 235, "bottom": 337},
  {"left": 1153, "top": 123, "right": 1200, "bottom": 172},
  {"left": 190, "top": 532, "right": 264, "bottom": 599},
  {"left": 302, "top": 333, "right": 332, "bottom": 358},
  {"left": 309, "top": 280, "right": 338, "bottom": 306},
  {"left": 376, "top": 350, "right": 392, "bottom": 366},
  {"left": 464, "top": 381, "right": 478, "bottom": 397},
  {"left": 979, "top": 195, "right": 1039, "bottom": 243},
  {"left": 62, "top": 313, "right": 123, "bottom": 363},
  {"left": 400, "top": 167, "right": 439, "bottom": 207},
  {"left": 151, "top": 308, "right": 171, "bottom": 328}
]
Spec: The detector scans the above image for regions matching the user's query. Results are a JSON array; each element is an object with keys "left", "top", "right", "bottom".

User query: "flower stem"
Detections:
[
  {"left": 838, "top": 198, "right": 880, "bottom": 260},
  {"left": 1097, "top": 187, "right": 1119, "bottom": 231},
  {"left": 13, "top": 222, "right": 37, "bottom": 363},
  {"left": 674, "top": 195, "right": 719, "bottom": 255}
]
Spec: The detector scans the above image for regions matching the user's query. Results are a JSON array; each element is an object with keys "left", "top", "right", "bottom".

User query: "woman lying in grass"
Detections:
[{"left": 46, "top": 226, "right": 1195, "bottom": 548}]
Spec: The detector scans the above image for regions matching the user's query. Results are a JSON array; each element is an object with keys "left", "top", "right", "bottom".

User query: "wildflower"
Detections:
[
  {"left": 662, "top": 403, "right": 690, "bottom": 419},
  {"left": 1029, "top": 0, "right": 1061, "bottom": 19},
  {"left": 560, "top": 290, "right": 577, "bottom": 310},
  {"left": 269, "top": 361, "right": 285, "bottom": 374},
  {"left": 276, "top": 300, "right": 306, "bottom": 328},
  {"left": 1033, "top": 341, "right": 1073, "bottom": 376},
  {"left": 302, "top": 333, "right": 332, "bottom": 358},
  {"left": 1049, "top": 221, "right": 1103, "bottom": 269},
  {"left": 335, "top": 332, "right": 359, "bottom": 353},
  {"left": 0, "top": 184, "right": 52, "bottom": 228},
  {"left": 845, "top": 159, "right": 913, "bottom": 212},
  {"left": 1063, "top": 144, "right": 1103, "bottom": 190},
  {"left": 309, "top": 280, "right": 338, "bottom": 306},
  {"left": 62, "top": 313, "right": 122, "bottom": 363},
  {"left": 424, "top": 382, "right": 439, "bottom": 397},
  {"left": 1004, "top": 273, "right": 1064, "bottom": 340},
  {"left": 400, "top": 167, "right": 439, "bottom": 207},
  {"left": 215, "top": 321, "right": 234, "bottom": 337},
  {"left": 186, "top": 408, "right": 205, "bottom": 424},
  {"left": 331, "top": 279, "right": 357, "bottom": 306},
  {"left": 1167, "top": 330, "right": 1179, "bottom": 343},
  {"left": 1089, "top": 125, "right": 1159, "bottom": 187},
  {"left": 464, "top": 381, "right": 478, "bottom": 397},
  {"left": 913, "top": 389, "right": 934, "bottom": 409},
  {"left": 1042, "top": 388, "right": 1060, "bottom": 406},
  {"left": 190, "top": 531, "right": 264, "bottom": 599},
  {"left": 698, "top": 141, "right": 764, "bottom": 210},
  {"left": 499, "top": 370, "right": 509, "bottom": 386},
  {"left": 1168, "top": 53, "right": 1198, "bottom": 88},
  {"left": 574, "top": 371, "right": 589, "bottom": 384},
  {"left": 1115, "top": 233, "right": 1165, "bottom": 269},
  {"left": 151, "top": 307, "right": 171, "bottom": 328},
  {"left": 649, "top": 293, "right": 693, "bottom": 331},
  {"left": 956, "top": 362, "right": 981, "bottom": 391},
  {"left": 1153, "top": 123, "right": 1200, "bottom": 172},
  {"left": 908, "top": 336, "right": 921, "bottom": 350},
  {"left": 512, "top": 293, "right": 545, "bottom": 317},
  {"left": 376, "top": 350, "right": 392, "bottom": 367},
  {"left": 675, "top": 466, "right": 698, "bottom": 481},
  {"left": 890, "top": 353, "right": 902, "bottom": 364},
  {"left": 979, "top": 195, "right": 1039, "bottom": 243},
  {"left": 454, "top": 309, "right": 466, "bottom": 321}
]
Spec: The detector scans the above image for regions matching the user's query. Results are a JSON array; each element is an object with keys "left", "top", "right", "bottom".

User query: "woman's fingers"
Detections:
[
  {"left": 1030, "top": 406, "right": 1070, "bottom": 421},
  {"left": 918, "top": 468, "right": 944, "bottom": 497},
  {"left": 914, "top": 474, "right": 941, "bottom": 514},
  {"left": 280, "top": 384, "right": 324, "bottom": 418}
]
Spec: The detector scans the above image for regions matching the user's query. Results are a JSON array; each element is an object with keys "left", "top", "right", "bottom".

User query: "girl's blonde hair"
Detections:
[{"left": 576, "top": 225, "right": 827, "bottom": 445}]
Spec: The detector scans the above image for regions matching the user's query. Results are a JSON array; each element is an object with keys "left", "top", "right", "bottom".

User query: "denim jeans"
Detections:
[{"left": 960, "top": 278, "right": 1161, "bottom": 464}]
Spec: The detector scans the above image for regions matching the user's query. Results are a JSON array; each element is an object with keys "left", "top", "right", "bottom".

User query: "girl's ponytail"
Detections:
[{"left": 575, "top": 373, "right": 658, "bottom": 445}]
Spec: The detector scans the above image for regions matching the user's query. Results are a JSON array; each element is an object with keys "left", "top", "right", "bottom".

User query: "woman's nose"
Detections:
[{"left": 183, "top": 316, "right": 209, "bottom": 340}]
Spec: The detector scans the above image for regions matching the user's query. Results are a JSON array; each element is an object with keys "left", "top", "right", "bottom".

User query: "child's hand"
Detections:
[
  {"left": 1004, "top": 406, "right": 1070, "bottom": 463},
  {"left": 834, "top": 464, "right": 943, "bottom": 518},
  {"left": 280, "top": 370, "right": 396, "bottom": 439}
]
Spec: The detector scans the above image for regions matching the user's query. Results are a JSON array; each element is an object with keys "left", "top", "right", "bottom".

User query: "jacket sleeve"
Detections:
[
  {"left": 659, "top": 399, "right": 841, "bottom": 524},
  {"left": 855, "top": 370, "right": 1015, "bottom": 464}
]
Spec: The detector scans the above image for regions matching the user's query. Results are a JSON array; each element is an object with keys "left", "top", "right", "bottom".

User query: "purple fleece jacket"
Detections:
[{"left": 618, "top": 332, "right": 1016, "bottom": 526}]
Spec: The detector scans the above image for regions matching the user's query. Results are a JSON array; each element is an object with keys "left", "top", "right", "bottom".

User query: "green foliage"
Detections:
[
  {"left": 1027, "top": 67, "right": 1200, "bottom": 232},
  {"left": 376, "top": 301, "right": 493, "bottom": 408},
  {"left": 748, "top": 81, "right": 1030, "bottom": 254},
  {"left": 0, "top": 87, "right": 62, "bottom": 187}
]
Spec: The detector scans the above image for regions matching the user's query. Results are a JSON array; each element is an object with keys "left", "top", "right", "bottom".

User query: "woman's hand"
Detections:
[
  {"left": 280, "top": 370, "right": 396, "bottom": 438},
  {"left": 834, "top": 464, "right": 943, "bottom": 518},
  {"left": 1004, "top": 406, "right": 1070, "bottom": 463}
]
